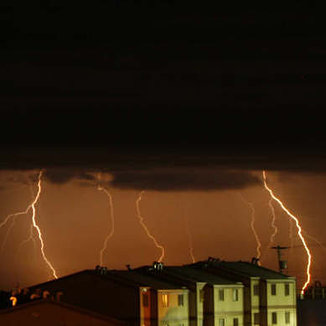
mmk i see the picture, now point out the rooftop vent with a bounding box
[207,257,219,264]
[251,257,260,265]
[95,265,108,275]
[152,261,164,271]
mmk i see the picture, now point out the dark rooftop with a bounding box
[111,270,186,290]
[164,266,240,285]
[0,299,125,325]
[192,259,294,280]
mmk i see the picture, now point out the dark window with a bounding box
[178,294,184,306]
[142,293,149,307]
[233,318,239,326]
[254,313,260,325]
[285,283,290,296]
[285,312,290,324]
[253,284,259,296]
[272,312,277,324]
[271,284,277,295]
[233,289,239,301]
[219,289,224,301]
[200,289,204,302]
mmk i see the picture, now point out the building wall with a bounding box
[203,266,256,326]
[213,285,244,326]
[265,280,297,326]
[140,287,152,326]
[158,289,189,326]
[250,279,260,326]
[196,283,206,326]
[0,301,121,326]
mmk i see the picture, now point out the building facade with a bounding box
[191,258,297,326]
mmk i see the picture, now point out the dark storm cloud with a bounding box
[36,166,261,191]
[110,169,261,191]
[43,169,96,185]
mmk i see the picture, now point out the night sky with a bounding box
[1,0,326,291]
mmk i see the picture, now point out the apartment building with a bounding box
[0,261,297,326]
[111,268,189,326]
[136,264,244,326]
[192,258,297,326]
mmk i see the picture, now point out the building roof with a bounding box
[0,299,125,325]
[110,270,186,290]
[28,269,143,291]
[164,266,240,285]
[192,259,294,280]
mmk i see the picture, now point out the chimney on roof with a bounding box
[251,257,259,265]
[126,264,132,271]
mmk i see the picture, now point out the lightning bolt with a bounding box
[18,224,37,252]
[0,171,58,279]
[136,191,165,262]
[184,215,196,263]
[289,219,294,251]
[31,171,58,279]
[302,231,326,253]
[97,185,115,266]
[239,194,262,262]
[18,185,38,254]
[0,216,17,254]
[262,170,311,295]
[267,198,278,248]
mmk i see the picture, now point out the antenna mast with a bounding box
[272,245,289,273]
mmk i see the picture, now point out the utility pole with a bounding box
[272,245,289,273]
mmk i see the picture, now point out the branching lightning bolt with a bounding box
[263,170,311,295]
[0,171,58,279]
[289,219,294,251]
[18,224,37,252]
[239,194,262,261]
[18,185,37,255]
[267,198,278,248]
[0,216,17,254]
[97,185,115,266]
[136,191,165,262]
[302,231,326,253]
[31,171,58,279]
[184,215,196,263]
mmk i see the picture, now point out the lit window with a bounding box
[200,289,204,303]
[218,318,225,326]
[178,294,184,306]
[272,312,277,324]
[271,284,277,296]
[254,313,260,325]
[253,284,259,296]
[285,312,290,324]
[219,289,224,301]
[233,289,239,301]
[142,293,149,307]
[233,318,239,326]
[162,294,169,307]
[285,284,290,296]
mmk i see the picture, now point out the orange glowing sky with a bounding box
[0,169,325,291]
